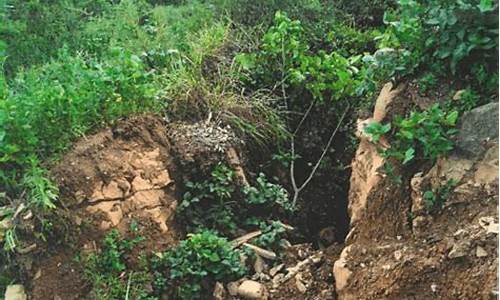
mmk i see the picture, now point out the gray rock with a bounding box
[455,102,498,158]
[5,285,27,300]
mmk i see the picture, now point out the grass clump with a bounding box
[82,229,152,300]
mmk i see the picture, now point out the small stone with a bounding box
[272,273,284,289]
[453,229,466,237]
[431,283,438,293]
[476,246,488,257]
[396,235,402,240]
[296,277,307,293]
[213,282,226,300]
[5,284,27,300]
[227,281,239,296]
[237,280,268,300]
[394,250,402,261]
[254,255,267,274]
[33,269,42,280]
[448,243,468,259]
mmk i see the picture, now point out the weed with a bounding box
[417,73,438,94]
[423,179,458,212]
[152,230,246,299]
[448,88,483,113]
[83,229,150,300]
[253,221,287,251]
[364,122,391,143]
[243,173,295,213]
[178,163,238,235]
[366,104,458,166]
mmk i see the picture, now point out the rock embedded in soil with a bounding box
[4,285,27,300]
[455,102,499,158]
[237,280,268,300]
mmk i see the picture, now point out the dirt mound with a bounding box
[333,89,499,299]
[32,116,182,299]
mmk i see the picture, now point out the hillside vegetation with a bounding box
[0,0,498,299]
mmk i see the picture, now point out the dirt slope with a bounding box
[333,87,499,300]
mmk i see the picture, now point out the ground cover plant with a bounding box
[0,0,497,298]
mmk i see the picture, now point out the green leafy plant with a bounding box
[240,11,364,101]
[364,122,391,143]
[83,229,150,300]
[417,73,438,94]
[253,221,287,251]
[423,179,458,211]
[374,0,498,77]
[365,104,458,167]
[177,164,238,235]
[243,173,295,213]
[448,88,483,113]
[152,230,246,299]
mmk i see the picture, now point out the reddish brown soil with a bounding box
[31,115,183,299]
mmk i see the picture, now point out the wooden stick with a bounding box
[243,243,277,260]
[231,230,262,247]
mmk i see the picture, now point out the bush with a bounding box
[365,104,459,164]
[177,164,238,235]
[0,0,113,75]
[152,230,246,299]
[374,0,498,77]
[243,173,295,213]
[178,164,294,236]
[0,47,161,210]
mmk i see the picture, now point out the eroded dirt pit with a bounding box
[21,87,500,300]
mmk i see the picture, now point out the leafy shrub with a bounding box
[177,164,238,234]
[240,11,364,101]
[365,104,459,164]
[374,0,498,77]
[417,73,438,94]
[0,47,161,204]
[243,173,295,213]
[152,230,246,299]
[253,221,287,251]
[178,164,293,237]
[447,88,484,113]
[363,122,391,143]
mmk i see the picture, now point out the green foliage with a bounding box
[0,47,161,223]
[179,164,293,236]
[423,179,458,211]
[366,104,458,165]
[450,88,482,113]
[21,157,58,209]
[1,0,113,75]
[375,0,498,77]
[178,164,238,234]
[253,221,287,251]
[243,173,295,213]
[83,229,151,300]
[417,73,438,94]
[152,230,245,299]
[390,105,458,163]
[364,122,391,143]
[241,11,364,101]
